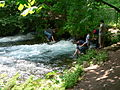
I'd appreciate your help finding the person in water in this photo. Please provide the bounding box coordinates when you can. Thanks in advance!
[44,28,55,42]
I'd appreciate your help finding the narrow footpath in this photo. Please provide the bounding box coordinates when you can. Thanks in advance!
[68,46,120,90]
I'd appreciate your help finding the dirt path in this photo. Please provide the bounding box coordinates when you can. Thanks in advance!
[68,49,120,90]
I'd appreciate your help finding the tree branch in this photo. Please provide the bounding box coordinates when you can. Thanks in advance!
[96,0,120,13]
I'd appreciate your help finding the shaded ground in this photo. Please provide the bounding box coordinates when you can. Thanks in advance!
[68,46,120,90]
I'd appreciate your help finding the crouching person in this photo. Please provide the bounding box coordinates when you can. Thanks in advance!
[73,40,88,57]
[73,32,90,57]
[44,28,55,42]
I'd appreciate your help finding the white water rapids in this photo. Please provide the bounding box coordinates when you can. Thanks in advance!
[0,33,34,42]
[0,35,76,80]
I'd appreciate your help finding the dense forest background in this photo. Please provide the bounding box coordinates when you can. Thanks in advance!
[0,0,120,40]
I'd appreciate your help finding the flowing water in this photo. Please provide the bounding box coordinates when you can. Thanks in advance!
[0,34,76,80]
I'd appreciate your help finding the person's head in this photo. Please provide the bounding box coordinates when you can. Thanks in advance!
[76,40,84,45]
[100,20,104,23]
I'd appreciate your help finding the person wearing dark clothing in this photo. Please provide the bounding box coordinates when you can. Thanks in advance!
[73,33,90,57]
[89,37,99,49]
[90,28,99,49]
[44,28,55,42]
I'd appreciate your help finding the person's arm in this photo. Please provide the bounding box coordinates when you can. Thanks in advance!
[73,49,77,57]
[80,34,90,47]
[99,23,103,33]
[80,42,87,47]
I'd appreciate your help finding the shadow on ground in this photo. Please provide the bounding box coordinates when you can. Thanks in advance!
[68,47,120,90]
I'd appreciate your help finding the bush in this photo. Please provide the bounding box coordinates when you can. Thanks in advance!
[111,34,120,44]
[77,49,108,65]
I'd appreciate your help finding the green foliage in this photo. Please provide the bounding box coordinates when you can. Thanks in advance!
[0,0,54,37]
[45,71,58,79]
[104,30,120,45]
[62,65,83,88]
[95,51,108,62]
[77,49,108,65]
[12,75,40,90]
[0,4,48,37]
[18,1,43,16]
[3,73,20,90]
[101,0,120,8]
[111,34,120,44]
[0,1,5,7]
[1,67,83,90]
[0,74,8,88]
[1,73,65,90]
[0,16,21,36]
[0,0,119,38]
[77,49,96,64]
[53,0,92,37]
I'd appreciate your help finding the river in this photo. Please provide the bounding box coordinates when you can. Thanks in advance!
[0,33,76,80]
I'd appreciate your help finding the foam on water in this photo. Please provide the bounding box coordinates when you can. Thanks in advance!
[0,40,75,62]
[0,40,76,80]
[0,33,34,42]
[0,56,53,80]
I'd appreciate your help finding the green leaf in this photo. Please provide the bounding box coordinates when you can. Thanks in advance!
[39,0,45,3]
[18,0,28,5]
[36,4,44,13]
[0,1,5,7]
[47,0,53,2]
[0,3,5,7]
[28,0,31,3]
[30,0,35,6]
[21,6,37,16]
[18,4,24,11]
[29,10,35,14]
